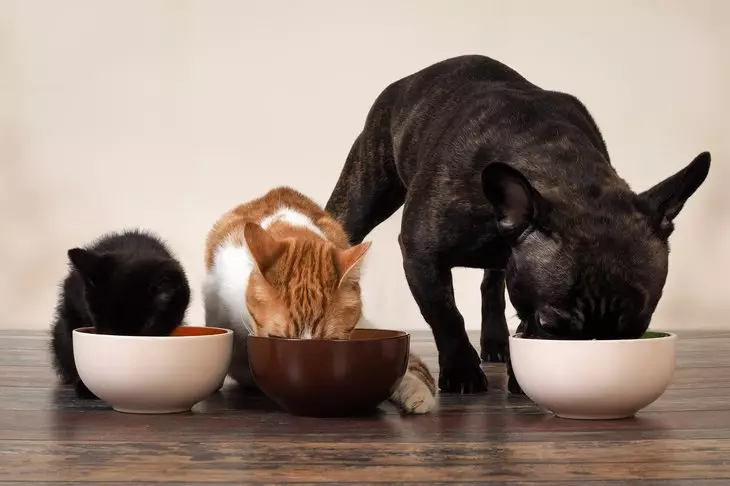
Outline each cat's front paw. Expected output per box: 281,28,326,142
390,373,436,414
404,389,436,414
402,382,436,414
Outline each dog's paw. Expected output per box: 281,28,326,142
439,347,488,394
506,359,524,395
74,379,99,400
390,373,436,414
508,374,524,395
480,338,509,363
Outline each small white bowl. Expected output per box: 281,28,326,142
72,326,233,414
509,331,677,420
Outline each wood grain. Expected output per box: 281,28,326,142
1,330,729,484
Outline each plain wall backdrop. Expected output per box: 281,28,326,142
1,0,728,333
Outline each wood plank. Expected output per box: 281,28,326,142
2,482,730,486
5,437,730,464
3,452,730,483
2,407,730,442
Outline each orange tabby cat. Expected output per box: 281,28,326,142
203,187,435,413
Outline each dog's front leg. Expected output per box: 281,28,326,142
401,250,488,394
480,270,509,362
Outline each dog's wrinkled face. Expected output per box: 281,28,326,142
502,229,668,340
482,152,710,340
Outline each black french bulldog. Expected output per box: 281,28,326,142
325,55,711,394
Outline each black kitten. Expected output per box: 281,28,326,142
50,229,191,398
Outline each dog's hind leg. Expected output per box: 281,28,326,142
325,90,405,245
480,270,510,363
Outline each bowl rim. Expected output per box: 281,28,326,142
509,330,677,344
247,328,409,342
72,326,233,340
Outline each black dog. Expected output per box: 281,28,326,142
325,55,710,394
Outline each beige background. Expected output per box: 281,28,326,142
1,0,727,332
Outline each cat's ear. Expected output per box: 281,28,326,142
481,162,550,238
335,242,371,287
639,151,711,239
67,248,112,286
244,222,286,275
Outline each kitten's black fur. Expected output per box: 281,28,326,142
50,229,191,398
326,55,710,394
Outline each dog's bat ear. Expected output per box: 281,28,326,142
638,151,710,240
481,162,549,236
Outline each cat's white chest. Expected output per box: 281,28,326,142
208,243,256,329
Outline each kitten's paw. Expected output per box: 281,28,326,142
390,373,436,414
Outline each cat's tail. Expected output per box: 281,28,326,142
389,352,437,414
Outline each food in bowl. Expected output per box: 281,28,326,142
72,326,233,414
508,331,676,420
247,329,410,417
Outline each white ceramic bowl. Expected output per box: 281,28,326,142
72,326,233,414
509,331,677,420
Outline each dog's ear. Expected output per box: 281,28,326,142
481,163,550,237
639,152,710,239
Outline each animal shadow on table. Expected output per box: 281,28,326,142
50,386,112,441
325,54,711,395
200,384,388,418
198,383,280,413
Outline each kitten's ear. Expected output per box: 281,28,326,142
67,248,111,285
639,151,711,239
481,162,550,238
244,222,286,274
335,242,371,287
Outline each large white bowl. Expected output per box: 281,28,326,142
72,326,233,414
509,331,677,420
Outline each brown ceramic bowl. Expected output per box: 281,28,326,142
247,329,410,417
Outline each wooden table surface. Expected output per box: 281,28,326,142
2,329,730,485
